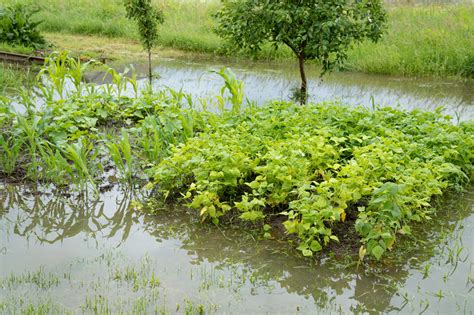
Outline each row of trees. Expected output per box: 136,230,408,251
127,0,387,104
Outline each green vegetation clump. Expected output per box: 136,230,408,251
150,102,473,260
0,53,472,260
0,4,46,49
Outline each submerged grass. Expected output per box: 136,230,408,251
1,0,473,77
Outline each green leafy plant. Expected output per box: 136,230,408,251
150,103,474,260
214,0,387,104
0,4,46,49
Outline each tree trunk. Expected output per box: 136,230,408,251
148,50,152,86
298,54,307,105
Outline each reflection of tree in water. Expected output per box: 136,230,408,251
0,185,143,244
1,183,472,313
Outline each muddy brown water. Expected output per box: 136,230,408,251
0,182,473,313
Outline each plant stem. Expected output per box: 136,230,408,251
148,49,152,86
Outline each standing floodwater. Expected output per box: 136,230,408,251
87,56,474,121
2,54,474,313
1,183,473,313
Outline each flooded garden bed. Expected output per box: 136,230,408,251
1,53,473,313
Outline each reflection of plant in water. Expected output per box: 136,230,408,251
0,184,144,244
1,184,472,313
142,188,474,314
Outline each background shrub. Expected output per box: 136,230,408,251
0,4,47,49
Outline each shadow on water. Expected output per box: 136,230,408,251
0,182,473,313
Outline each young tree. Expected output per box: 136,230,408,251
124,0,164,85
215,0,387,104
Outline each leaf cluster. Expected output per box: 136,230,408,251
150,103,473,260
0,4,47,49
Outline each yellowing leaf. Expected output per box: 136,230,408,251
359,246,367,261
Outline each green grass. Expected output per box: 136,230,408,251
2,0,472,77
2,0,223,53
0,64,36,93
346,5,474,77
0,42,35,55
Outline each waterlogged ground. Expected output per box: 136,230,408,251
0,182,473,314
87,57,474,121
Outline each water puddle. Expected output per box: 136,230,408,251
1,183,473,313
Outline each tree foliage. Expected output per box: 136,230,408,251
124,0,164,52
214,0,387,103
124,0,164,84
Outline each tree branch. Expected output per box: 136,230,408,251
282,39,300,56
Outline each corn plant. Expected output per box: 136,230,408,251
16,115,42,180
66,56,96,95
38,51,70,100
105,130,134,183
103,66,132,98
37,142,72,186
139,117,165,164
210,68,244,113
63,138,100,192
0,135,23,175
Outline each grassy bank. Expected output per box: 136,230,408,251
1,0,473,78
346,5,474,77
